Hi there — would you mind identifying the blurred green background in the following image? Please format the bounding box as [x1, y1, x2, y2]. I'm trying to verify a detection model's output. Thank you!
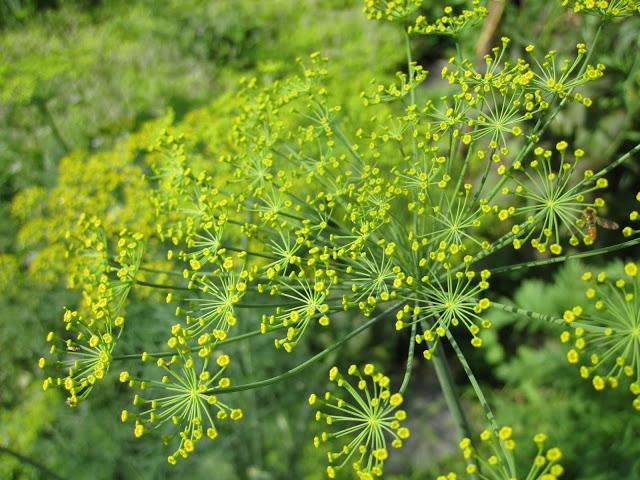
[1, 1, 639, 479]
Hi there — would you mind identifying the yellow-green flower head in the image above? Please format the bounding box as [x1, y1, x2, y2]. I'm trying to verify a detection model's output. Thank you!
[40, 223, 143, 406]
[437, 427, 564, 479]
[264, 273, 335, 352]
[504, 146, 609, 254]
[181, 269, 245, 344]
[40, 309, 118, 406]
[66, 218, 144, 317]
[362, 63, 427, 106]
[431, 41, 552, 152]
[562, 0, 640, 17]
[363, 0, 422, 22]
[351, 249, 397, 305]
[402, 268, 492, 357]
[183, 225, 225, 271]
[311, 364, 409, 478]
[419, 187, 491, 255]
[526, 44, 604, 106]
[409, 2, 488, 36]
[560, 263, 640, 410]
[121, 350, 241, 464]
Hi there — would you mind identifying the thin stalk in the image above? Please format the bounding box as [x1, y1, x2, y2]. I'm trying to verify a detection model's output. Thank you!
[112, 326, 285, 361]
[583, 142, 640, 184]
[0, 445, 64, 480]
[135, 280, 191, 291]
[421, 321, 478, 480]
[445, 330, 516, 477]
[491, 301, 605, 333]
[399, 321, 417, 394]
[490, 236, 640, 275]
[220, 244, 277, 260]
[405, 30, 418, 159]
[333, 122, 364, 165]
[238, 203, 264, 467]
[205, 303, 401, 395]
[138, 266, 184, 276]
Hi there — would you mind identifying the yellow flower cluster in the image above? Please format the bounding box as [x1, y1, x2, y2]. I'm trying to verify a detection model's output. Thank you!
[39, 221, 143, 406]
[561, 263, 640, 410]
[437, 427, 564, 480]
[120, 350, 242, 464]
[310, 364, 409, 479]
[563, 0, 640, 17]
[363, 0, 422, 21]
[409, 1, 488, 36]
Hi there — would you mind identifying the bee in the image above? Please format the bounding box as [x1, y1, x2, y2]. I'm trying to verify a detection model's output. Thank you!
[582, 207, 619, 241]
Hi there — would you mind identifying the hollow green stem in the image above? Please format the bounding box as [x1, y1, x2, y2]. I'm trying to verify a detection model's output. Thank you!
[205, 303, 401, 395]
[135, 280, 191, 291]
[138, 266, 184, 276]
[112, 326, 285, 361]
[491, 301, 605, 332]
[405, 30, 418, 159]
[490, 236, 640, 274]
[445, 330, 515, 477]
[583, 142, 640, 184]
[399, 321, 417, 394]
[419, 320, 478, 479]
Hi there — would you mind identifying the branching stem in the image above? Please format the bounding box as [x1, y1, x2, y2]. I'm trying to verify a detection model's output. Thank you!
[204, 303, 400, 395]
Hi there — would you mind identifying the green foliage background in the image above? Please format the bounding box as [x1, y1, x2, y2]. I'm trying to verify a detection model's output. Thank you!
[1, 1, 639, 479]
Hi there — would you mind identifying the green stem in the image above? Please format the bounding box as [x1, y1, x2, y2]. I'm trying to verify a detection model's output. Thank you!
[491, 301, 605, 332]
[332, 122, 363, 164]
[405, 30, 418, 159]
[221, 244, 277, 260]
[584, 142, 640, 184]
[0, 445, 64, 480]
[138, 266, 183, 276]
[112, 326, 285, 361]
[135, 280, 191, 291]
[490, 236, 640, 274]
[445, 330, 516, 477]
[399, 321, 417, 394]
[205, 303, 400, 395]
[419, 320, 478, 479]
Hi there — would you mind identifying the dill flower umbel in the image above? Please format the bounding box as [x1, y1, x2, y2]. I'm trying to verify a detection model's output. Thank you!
[363, 0, 422, 21]
[40, 221, 143, 405]
[502, 144, 609, 254]
[409, 1, 488, 36]
[563, 0, 640, 17]
[181, 269, 246, 342]
[262, 271, 337, 351]
[398, 268, 492, 356]
[40, 309, 122, 406]
[120, 350, 242, 464]
[310, 364, 410, 479]
[437, 427, 564, 480]
[560, 262, 640, 410]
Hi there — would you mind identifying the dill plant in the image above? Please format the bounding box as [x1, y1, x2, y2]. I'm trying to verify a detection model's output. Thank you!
[36, 1, 640, 478]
